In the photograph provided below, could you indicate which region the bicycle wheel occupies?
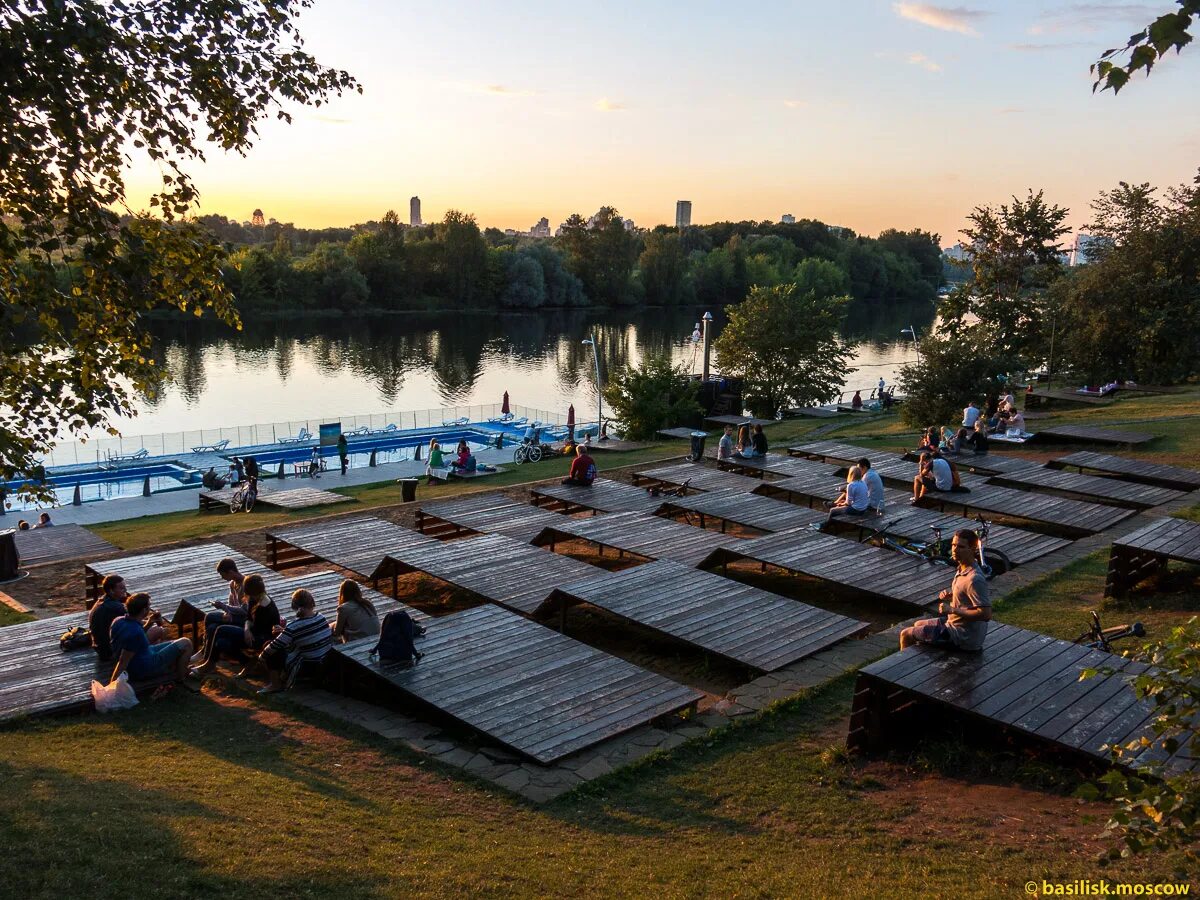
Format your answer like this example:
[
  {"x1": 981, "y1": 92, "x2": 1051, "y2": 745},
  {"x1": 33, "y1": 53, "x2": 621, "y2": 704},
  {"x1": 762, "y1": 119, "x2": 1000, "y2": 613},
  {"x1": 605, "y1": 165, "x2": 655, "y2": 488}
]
[
  {"x1": 229, "y1": 490, "x2": 244, "y2": 514},
  {"x1": 513, "y1": 448, "x2": 525, "y2": 465},
  {"x1": 527, "y1": 445, "x2": 543, "y2": 463},
  {"x1": 244, "y1": 490, "x2": 256, "y2": 513},
  {"x1": 981, "y1": 548, "x2": 1011, "y2": 579}
]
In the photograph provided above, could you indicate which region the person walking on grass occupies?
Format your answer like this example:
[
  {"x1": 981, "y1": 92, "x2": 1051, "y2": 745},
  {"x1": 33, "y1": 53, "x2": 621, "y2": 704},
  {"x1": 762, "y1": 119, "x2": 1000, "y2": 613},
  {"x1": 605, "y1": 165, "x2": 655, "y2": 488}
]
[{"x1": 899, "y1": 530, "x2": 992, "y2": 651}]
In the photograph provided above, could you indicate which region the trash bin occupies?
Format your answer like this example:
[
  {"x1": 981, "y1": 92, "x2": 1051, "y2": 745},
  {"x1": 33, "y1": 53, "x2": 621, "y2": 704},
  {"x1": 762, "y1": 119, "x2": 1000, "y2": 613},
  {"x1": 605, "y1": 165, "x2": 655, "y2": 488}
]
[
  {"x1": 0, "y1": 530, "x2": 19, "y2": 581},
  {"x1": 688, "y1": 431, "x2": 707, "y2": 462},
  {"x1": 399, "y1": 478, "x2": 419, "y2": 503}
]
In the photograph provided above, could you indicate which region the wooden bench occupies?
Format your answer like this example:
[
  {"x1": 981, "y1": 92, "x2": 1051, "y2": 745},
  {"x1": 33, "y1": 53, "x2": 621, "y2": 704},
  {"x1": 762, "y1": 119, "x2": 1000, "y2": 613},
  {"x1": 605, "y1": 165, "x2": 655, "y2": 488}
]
[
  {"x1": 85, "y1": 543, "x2": 271, "y2": 607},
  {"x1": 1105, "y1": 517, "x2": 1200, "y2": 598},
  {"x1": 199, "y1": 484, "x2": 352, "y2": 513}
]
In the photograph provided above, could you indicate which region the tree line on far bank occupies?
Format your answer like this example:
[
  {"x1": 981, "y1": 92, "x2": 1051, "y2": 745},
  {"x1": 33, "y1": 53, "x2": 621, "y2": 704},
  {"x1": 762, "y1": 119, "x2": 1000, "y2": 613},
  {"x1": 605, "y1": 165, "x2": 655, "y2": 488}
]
[{"x1": 207, "y1": 207, "x2": 943, "y2": 314}]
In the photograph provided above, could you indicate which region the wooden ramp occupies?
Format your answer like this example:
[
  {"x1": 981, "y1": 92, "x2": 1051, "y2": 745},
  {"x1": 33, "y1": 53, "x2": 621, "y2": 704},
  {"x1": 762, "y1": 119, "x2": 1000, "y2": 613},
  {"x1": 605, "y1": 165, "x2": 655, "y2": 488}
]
[
  {"x1": 85, "y1": 543, "x2": 271, "y2": 606},
  {"x1": 336, "y1": 604, "x2": 701, "y2": 764},
  {"x1": 657, "y1": 488, "x2": 826, "y2": 534},
  {"x1": 987, "y1": 466, "x2": 1183, "y2": 509},
  {"x1": 199, "y1": 484, "x2": 353, "y2": 512},
  {"x1": 381, "y1": 532, "x2": 597, "y2": 615},
  {"x1": 704, "y1": 527, "x2": 952, "y2": 610},
  {"x1": 1106, "y1": 517, "x2": 1200, "y2": 598},
  {"x1": 1035, "y1": 425, "x2": 1158, "y2": 447},
  {"x1": 415, "y1": 493, "x2": 569, "y2": 542},
  {"x1": 14, "y1": 524, "x2": 117, "y2": 568},
  {"x1": 1049, "y1": 451, "x2": 1200, "y2": 491},
  {"x1": 552, "y1": 559, "x2": 869, "y2": 672},
  {"x1": 847, "y1": 623, "x2": 1193, "y2": 775},
  {"x1": 632, "y1": 462, "x2": 767, "y2": 494},
  {"x1": 265, "y1": 515, "x2": 438, "y2": 581},
  {"x1": 529, "y1": 478, "x2": 662, "y2": 515},
  {"x1": 531, "y1": 511, "x2": 744, "y2": 568}
]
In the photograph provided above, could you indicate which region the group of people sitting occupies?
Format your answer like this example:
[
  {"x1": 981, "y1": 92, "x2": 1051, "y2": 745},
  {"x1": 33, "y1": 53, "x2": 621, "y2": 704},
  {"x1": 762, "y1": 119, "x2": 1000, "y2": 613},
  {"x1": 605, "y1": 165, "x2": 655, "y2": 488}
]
[
  {"x1": 88, "y1": 558, "x2": 382, "y2": 695},
  {"x1": 716, "y1": 423, "x2": 768, "y2": 461},
  {"x1": 823, "y1": 457, "x2": 886, "y2": 527},
  {"x1": 925, "y1": 394, "x2": 1028, "y2": 459},
  {"x1": 14, "y1": 512, "x2": 53, "y2": 531},
  {"x1": 425, "y1": 439, "x2": 482, "y2": 483}
]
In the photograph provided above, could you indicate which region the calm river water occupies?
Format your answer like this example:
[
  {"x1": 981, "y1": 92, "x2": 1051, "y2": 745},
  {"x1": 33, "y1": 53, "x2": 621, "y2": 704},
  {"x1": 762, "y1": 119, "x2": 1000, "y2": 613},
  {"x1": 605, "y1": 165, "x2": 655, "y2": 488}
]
[{"x1": 111, "y1": 301, "x2": 933, "y2": 440}]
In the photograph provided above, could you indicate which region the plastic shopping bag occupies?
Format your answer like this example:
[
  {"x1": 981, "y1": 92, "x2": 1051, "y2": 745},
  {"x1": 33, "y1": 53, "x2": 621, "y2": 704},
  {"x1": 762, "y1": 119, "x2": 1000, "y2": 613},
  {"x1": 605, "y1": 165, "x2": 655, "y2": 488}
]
[{"x1": 91, "y1": 673, "x2": 139, "y2": 713}]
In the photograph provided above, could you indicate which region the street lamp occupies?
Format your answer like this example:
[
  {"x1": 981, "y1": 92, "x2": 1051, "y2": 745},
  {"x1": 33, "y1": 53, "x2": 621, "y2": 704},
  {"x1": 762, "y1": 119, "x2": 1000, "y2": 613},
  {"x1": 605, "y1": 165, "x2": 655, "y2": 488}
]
[
  {"x1": 901, "y1": 325, "x2": 922, "y2": 364},
  {"x1": 582, "y1": 334, "x2": 602, "y2": 434}
]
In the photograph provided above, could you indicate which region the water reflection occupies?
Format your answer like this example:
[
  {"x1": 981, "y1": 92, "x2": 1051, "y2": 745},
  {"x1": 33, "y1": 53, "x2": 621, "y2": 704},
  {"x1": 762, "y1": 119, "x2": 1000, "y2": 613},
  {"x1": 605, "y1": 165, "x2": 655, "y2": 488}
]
[{"x1": 122, "y1": 301, "x2": 933, "y2": 435}]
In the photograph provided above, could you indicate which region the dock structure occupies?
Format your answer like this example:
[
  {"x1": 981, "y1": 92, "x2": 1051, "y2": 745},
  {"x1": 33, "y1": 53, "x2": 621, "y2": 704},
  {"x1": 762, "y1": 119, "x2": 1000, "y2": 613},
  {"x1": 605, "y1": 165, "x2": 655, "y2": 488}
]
[
  {"x1": 264, "y1": 515, "x2": 439, "y2": 584},
  {"x1": 378, "y1": 532, "x2": 596, "y2": 615},
  {"x1": 337, "y1": 604, "x2": 702, "y2": 764},
  {"x1": 550, "y1": 559, "x2": 869, "y2": 672},
  {"x1": 1035, "y1": 425, "x2": 1158, "y2": 447},
  {"x1": 702, "y1": 526, "x2": 955, "y2": 610},
  {"x1": 531, "y1": 510, "x2": 744, "y2": 568},
  {"x1": 1105, "y1": 517, "x2": 1200, "y2": 598},
  {"x1": 986, "y1": 466, "x2": 1184, "y2": 509},
  {"x1": 415, "y1": 492, "x2": 570, "y2": 542},
  {"x1": 1049, "y1": 451, "x2": 1200, "y2": 491},
  {"x1": 85, "y1": 543, "x2": 270, "y2": 606},
  {"x1": 631, "y1": 462, "x2": 769, "y2": 495},
  {"x1": 199, "y1": 484, "x2": 353, "y2": 512},
  {"x1": 529, "y1": 478, "x2": 663, "y2": 515},
  {"x1": 847, "y1": 623, "x2": 1194, "y2": 775},
  {"x1": 14, "y1": 524, "x2": 116, "y2": 568}
]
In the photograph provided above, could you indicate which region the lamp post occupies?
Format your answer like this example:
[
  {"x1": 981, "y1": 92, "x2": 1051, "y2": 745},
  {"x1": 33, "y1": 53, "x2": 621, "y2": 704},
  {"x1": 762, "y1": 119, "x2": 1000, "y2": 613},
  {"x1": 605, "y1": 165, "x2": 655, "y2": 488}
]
[
  {"x1": 582, "y1": 334, "x2": 602, "y2": 433},
  {"x1": 901, "y1": 325, "x2": 922, "y2": 364}
]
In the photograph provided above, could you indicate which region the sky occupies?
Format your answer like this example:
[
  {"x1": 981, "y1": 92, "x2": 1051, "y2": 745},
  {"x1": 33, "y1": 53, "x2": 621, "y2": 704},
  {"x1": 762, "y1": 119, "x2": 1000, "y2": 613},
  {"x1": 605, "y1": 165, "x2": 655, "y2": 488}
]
[{"x1": 124, "y1": 0, "x2": 1200, "y2": 246}]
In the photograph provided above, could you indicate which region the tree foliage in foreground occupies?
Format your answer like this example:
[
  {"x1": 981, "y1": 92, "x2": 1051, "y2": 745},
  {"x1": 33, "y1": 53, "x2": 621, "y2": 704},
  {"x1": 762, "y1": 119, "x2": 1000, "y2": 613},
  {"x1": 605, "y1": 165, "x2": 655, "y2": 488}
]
[
  {"x1": 0, "y1": 0, "x2": 357, "y2": 500},
  {"x1": 1093, "y1": 1, "x2": 1199, "y2": 93},
  {"x1": 713, "y1": 284, "x2": 854, "y2": 418},
  {"x1": 1078, "y1": 618, "x2": 1199, "y2": 874},
  {"x1": 603, "y1": 354, "x2": 701, "y2": 440}
]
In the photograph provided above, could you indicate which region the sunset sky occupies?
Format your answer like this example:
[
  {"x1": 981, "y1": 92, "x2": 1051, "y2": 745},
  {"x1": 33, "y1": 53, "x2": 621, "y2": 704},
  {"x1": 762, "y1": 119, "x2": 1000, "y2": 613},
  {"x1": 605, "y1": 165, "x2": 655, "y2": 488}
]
[{"x1": 125, "y1": 0, "x2": 1200, "y2": 246}]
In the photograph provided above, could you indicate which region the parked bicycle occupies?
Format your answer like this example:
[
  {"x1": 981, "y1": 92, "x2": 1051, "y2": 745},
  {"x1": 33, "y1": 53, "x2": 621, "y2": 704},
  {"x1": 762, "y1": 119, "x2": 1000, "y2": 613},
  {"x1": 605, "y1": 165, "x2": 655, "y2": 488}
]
[
  {"x1": 1074, "y1": 610, "x2": 1145, "y2": 652},
  {"x1": 513, "y1": 425, "x2": 546, "y2": 465},
  {"x1": 230, "y1": 476, "x2": 258, "y2": 513},
  {"x1": 645, "y1": 478, "x2": 693, "y2": 499},
  {"x1": 861, "y1": 514, "x2": 1011, "y2": 580}
]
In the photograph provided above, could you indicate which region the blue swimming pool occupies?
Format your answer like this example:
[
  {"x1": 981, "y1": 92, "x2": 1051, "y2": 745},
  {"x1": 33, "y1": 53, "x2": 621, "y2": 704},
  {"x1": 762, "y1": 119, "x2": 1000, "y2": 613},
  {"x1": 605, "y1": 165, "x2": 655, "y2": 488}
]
[
  {"x1": 2, "y1": 464, "x2": 199, "y2": 511},
  {"x1": 245, "y1": 428, "x2": 512, "y2": 470}
]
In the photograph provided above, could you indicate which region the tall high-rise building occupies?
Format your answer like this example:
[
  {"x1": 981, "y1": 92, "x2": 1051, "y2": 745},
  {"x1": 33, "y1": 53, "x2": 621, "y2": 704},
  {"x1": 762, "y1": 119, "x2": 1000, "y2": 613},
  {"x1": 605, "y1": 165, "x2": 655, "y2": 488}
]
[
  {"x1": 675, "y1": 200, "x2": 692, "y2": 229},
  {"x1": 410, "y1": 196, "x2": 422, "y2": 227},
  {"x1": 531, "y1": 216, "x2": 551, "y2": 238}
]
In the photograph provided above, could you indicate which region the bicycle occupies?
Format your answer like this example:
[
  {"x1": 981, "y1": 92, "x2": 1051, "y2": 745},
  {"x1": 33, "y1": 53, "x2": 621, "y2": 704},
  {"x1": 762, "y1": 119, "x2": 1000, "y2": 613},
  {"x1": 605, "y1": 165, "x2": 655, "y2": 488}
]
[
  {"x1": 513, "y1": 441, "x2": 544, "y2": 465},
  {"x1": 1074, "y1": 610, "x2": 1145, "y2": 652},
  {"x1": 230, "y1": 477, "x2": 258, "y2": 513},
  {"x1": 645, "y1": 478, "x2": 693, "y2": 499},
  {"x1": 862, "y1": 514, "x2": 1012, "y2": 580}
]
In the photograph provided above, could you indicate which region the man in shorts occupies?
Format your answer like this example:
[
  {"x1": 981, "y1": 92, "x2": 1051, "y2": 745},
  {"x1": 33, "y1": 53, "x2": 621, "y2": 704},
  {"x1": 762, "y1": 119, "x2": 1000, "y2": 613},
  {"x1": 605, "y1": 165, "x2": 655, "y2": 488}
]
[
  {"x1": 899, "y1": 530, "x2": 992, "y2": 651},
  {"x1": 109, "y1": 592, "x2": 196, "y2": 688}
]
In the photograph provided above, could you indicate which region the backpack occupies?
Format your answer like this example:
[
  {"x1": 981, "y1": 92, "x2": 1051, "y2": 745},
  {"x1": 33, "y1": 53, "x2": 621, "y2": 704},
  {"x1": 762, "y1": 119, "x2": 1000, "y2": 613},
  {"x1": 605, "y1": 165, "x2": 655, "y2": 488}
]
[
  {"x1": 369, "y1": 610, "x2": 424, "y2": 664},
  {"x1": 59, "y1": 626, "x2": 92, "y2": 651}
]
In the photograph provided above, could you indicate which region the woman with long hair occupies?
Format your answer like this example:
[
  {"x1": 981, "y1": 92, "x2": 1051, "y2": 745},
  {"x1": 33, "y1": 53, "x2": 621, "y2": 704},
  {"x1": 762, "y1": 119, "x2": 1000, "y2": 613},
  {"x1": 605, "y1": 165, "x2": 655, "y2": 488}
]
[
  {"x1": 331, "y1": 579, "x2": 380, "y2": 643},
  {"x1": 192, "y1": 573, "x2": 281, "y2": 679}
]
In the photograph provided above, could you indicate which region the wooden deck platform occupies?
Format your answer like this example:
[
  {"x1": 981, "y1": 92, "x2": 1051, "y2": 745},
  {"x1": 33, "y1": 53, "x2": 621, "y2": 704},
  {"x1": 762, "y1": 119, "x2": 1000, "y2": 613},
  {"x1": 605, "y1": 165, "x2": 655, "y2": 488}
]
[
  {"x1": 529, "y1": 478, "x2": 663, "y2": 515},
  {"x1": 714, "y1": 453, "x2": 839, "y2": 479},
  {"x1": 1049, "y1": 451, "x2": 1200, "y2": 491},
  {"x1": 656, "y1": 427, "x2": 703, "y2": 440},
  {"x1": 1105, "y1": 516, "x2": 1200, "y2": 598},
  {"x1": 703, "y1": 526, "x2": 954, "y2": 610},
  {"x1": 1035, "y1": 425, "x2": 1158, "y2": 447},
  {"x1": 199, "y1": 484, "x2": 353, "y2": 512},
  {"x1": 987, "y1": 466, "x2": 1184, "y2": 509},
  {"x1": 657, "y1": 488, "x2": 826, "y2": 534},
  {"x1": 85, "y1": 543, "x2": 271, "y2": 606},
  {"x1": 264, "y1": 515, "x2": 438, "y2": 582},
  {"x1": 531, "y1": 511, "x2": 744, "y2": 568},
  {"x1": 551, "y1": 559, "x2": 869, "y2": 672},
  {"x1": 915, "y1": 453, "x2": 1041, "y2": 477},
  {"x1": 380, "y1": 532, "x2": 597, "y2": 615},
  {"x1": 14, "y1": 524, "x2": 117, "y2": 568},
  {"x1": 1025, "y1": 387, "x2": 1116, "y2": 408},
  {"x1": 415, "y1": 493, "x2": 570, "y2": 542},
  {"x1": 847, "y1": 623, "x2": 1193, "y2": 775},
  {"x1": 787, "y1": 440, "x2": 897, "y2": 467},
  {"x1": 447, "y1": 464, "x2": 507, "y2": 481},
  {"x1": 632, "y1": 462, "x2": 768, "y2": 494},
  {"x1": 786, "y1": 406, "x2": 838, "y2": 418},
  {"x1": 337, "y1": 604, "x2": 702, "y2": 764},
  {"x1": 858, "y1": 507, "x2": 1073, "y2": 567},
  {"x1": 704, "y1": 415, "x2": 776, "y2": 429}
]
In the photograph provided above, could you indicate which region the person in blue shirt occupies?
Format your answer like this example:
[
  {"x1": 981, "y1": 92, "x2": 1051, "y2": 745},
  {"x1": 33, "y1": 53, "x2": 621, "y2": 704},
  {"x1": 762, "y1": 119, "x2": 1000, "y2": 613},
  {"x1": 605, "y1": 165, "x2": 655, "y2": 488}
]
[{"x1": 108, "y1": 592, "x2": 195, "y2": 687}]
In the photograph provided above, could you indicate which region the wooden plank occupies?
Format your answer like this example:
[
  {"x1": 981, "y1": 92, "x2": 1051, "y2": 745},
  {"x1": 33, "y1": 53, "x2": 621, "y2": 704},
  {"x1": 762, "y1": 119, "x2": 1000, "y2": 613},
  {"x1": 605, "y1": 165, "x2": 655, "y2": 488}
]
[
  {"x1": 13, "y1": 525, "x2": 117, "y2": 568},
  {"x1": 555, "y1": 559, "x2": 867, "y2": 671},
  {"x1": 200, "y1": 484, "x2": 352, "y2": 511},
  {"x1": 633, "y1": 462, "x2": 768, "y2": 494},
  {"x1": 704, "y1": 415, "x2": 776, "y2": 429},
  {"x1": 336, "y1": 604, "x2": 701, "y2": 764},
  {"x1": 85, "y1": 543, "x2": 271, "y2": 608},
  {"x1": 265, "y1": 516, "x2": 439, "y2": 581},
  {"x1": 416, "y1": 493, "x2": 569, "y2": 542},
  {"x1": 529, "y1": 479, "x2": 662, "y2": 514},
  {"x1": 1036, "y1": 425, "x2": 1158, "y2": 446},
  {"x1": 1048, "y1": 451, "x2": 1200, "y2": 491},
  {"x1": 988, "y1": 466, "x2": 1183, "y2": 509},
  {"x1": 531, "y1": 511, "x2": 744, "y2": 568},
  {"x1": 657, "y1": 489, "x2": 826, "y2": 534}
]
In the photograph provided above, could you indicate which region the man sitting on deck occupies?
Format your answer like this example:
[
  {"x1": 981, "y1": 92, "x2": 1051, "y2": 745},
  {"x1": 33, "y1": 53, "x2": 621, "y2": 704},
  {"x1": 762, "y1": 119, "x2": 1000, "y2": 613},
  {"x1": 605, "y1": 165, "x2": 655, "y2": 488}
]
[
  {"x1": 191, "y1": 558, "x2": 249, "y2": 665},
  {"x1": 858, "y1": 458, "x2": 886, "y2": 515},
  {"x1": 562, "y1": 445, "x2": 597, "y2": 487},
  {"x1": 109, "y1": 592, "x2": 196, "y2": 689},
  {"x1": 717, "y1": 425, "x2": 735, "y2": 462},
  {"x1": 899, "y1": 530, "x2": 992, "y2": 651},
  {"x1": 89, "y1": 574, "x2": 129, "y2": 662}
]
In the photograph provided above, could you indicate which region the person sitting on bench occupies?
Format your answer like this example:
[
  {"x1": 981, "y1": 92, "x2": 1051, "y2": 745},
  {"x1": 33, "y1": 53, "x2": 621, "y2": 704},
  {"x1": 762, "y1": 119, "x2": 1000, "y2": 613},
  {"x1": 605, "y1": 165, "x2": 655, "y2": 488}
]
[
  {"x1": 451, "y1": 446, "x2": 477, "y2": 474},
  {"x1": 717, "y1": 425, "x2": 735, "y2": 462},
  {"x1": 191, "y1": 574, "x2": 279, "y2": 679},
  {"x1": 425, "y1": 439, "x2": 447, "y2": 485},
  {"x1": 258, "y1": 589, "x2": 332, "y2": 694},
  {"x1": 109, "y1": 592, "x2": 195, "y2": 688},
  {"x1": 561, "y1": 444, "x2": 597, "y2": 487},
  {"x1": 967, "y1": 418, "x2": 989, "y2": 454},
  {"x1": 858, "y1": 457, "x2": 886, "y2": 515},
  {"x1": 912, "y1": 451, "x2": 954, "y2": 504},
  {"x1": 191, "y1": 558, "x2": 249, "y2": 665},
  {"x1": 899, "y1": 530, "x2": 992, "y2": 651},
  {"x1": 331, "y1": 579, "x2": 380, "y2": 644},
  {"x1": 824, "y1": 465, "x2": 871, "y2": 527},
  {"x1": 736, "y1": 423, "x2": 768, "y2": 459},
  {"x1": 89, "y1": 574, "x2": 130, "y2": 662}
]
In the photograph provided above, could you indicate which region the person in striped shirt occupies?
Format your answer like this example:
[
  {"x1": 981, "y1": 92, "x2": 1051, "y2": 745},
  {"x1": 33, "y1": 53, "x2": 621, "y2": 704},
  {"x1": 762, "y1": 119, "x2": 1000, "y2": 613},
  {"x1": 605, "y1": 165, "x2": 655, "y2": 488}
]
[{"x1": 258, "y1": 589, "x2": 332, "y2": 694}]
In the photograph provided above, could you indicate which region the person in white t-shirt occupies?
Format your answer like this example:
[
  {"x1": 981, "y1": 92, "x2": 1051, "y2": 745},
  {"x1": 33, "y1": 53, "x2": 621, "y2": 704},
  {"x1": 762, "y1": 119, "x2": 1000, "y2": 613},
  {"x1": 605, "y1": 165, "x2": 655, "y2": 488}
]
[
  {"x1": 824, "y1": 466, "x2": 872, "y2": 528},
  {"x1": 717, "y1": 425, "x2": 735, "y2": 461},
  {"x1": 857, "y1": 457, "x2": 886, "y2": 515},
  {"x1": 912, "y1": 451, "x2": 955, "y2": 503},
  {"x1": 962, "y1": 401, "x2": 981, "y2": 429}
]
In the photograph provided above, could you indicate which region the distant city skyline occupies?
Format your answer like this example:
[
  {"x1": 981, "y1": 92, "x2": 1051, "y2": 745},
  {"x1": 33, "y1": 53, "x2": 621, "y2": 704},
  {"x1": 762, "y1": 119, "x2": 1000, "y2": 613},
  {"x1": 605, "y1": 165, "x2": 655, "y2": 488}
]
[{"x1": 121, "y1": 1, "x2": 1200, "y2": 243}]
